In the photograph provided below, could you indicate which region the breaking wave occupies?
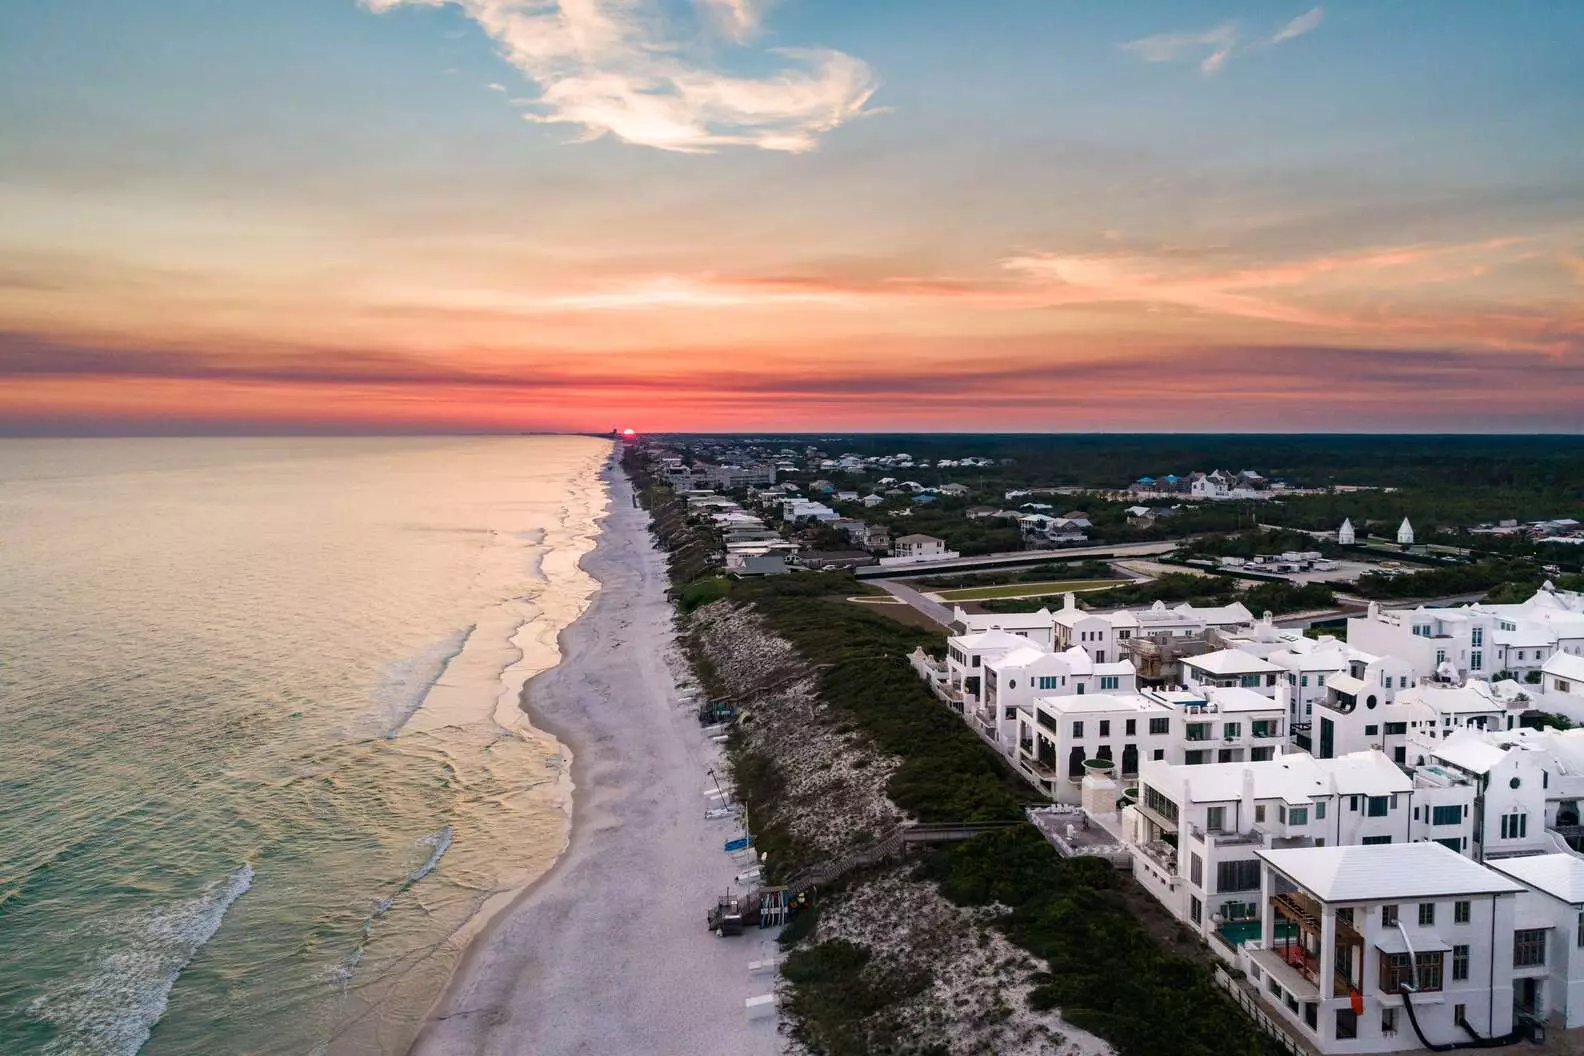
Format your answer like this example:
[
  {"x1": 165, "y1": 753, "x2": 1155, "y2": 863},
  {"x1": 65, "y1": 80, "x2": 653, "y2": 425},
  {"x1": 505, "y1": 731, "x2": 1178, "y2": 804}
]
[
  {"x1": 32, "y1": 864, "x2": 254, "y2": 1056},
  {"x1": 329, "y1": 827, "x2": 453, "y2": 986}
]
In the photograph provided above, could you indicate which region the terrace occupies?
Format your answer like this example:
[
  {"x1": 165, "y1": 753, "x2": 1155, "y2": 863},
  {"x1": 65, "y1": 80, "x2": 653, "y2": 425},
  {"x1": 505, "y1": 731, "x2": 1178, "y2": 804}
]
[{"x1": 1266, "y1": 889, "x2": 1365, "y2": 1000}]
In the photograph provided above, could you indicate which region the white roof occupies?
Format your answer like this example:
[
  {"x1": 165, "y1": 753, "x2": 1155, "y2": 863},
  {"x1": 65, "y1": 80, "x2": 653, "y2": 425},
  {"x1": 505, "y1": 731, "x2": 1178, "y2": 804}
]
[
  {"x1": 991, "y1": 645, "x2": 1050, "y2": 669},
  {"x1": 952, "y1": 628, "x2": 1031, "y2": 652},
  {"x1": 1259, "y1": 843, "x2": 1524, "y2": 902},
  {"x1": 1034, "y1": 692, "x2": 1168, "y2": 716},
  {"x1": 1431, "y1": 731, "x2": 1510, "y2": 775},
  {"x1": 1163, "y1": 750, "x2": 1407, "y2": 805},
  {"x1": 1184, "y1": 649, "x2": 1279, "y2": 676},
  {"x1": 1202, "y1": 686, "x2": 1285, "y2": 713},
  {"x1": 1398, "y1": 683, "x2": 1507, "y2": 715},
  {"x1": 1491, "y1": 854, "x2": 1584, "y2": 906},
  {"x1": 1327, "y1": 674, "x2": 1367, "y2": 696},
  {"x1": 1544, "y1": 653, "x2": 1584, "y2": 681},
  {"x1": 956, "y1": 606, "x2": 1057, "y2": 633}
]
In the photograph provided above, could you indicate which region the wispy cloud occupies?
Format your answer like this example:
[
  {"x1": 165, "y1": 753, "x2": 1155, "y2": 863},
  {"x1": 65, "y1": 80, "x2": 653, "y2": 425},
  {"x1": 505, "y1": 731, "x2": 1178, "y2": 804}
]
[
  {"x1": 363, "y1": 0, "x2": 878, "y2": 152},
  {"x1": 1121, "y1": 6, "x2": 1323, "y2": 75}
]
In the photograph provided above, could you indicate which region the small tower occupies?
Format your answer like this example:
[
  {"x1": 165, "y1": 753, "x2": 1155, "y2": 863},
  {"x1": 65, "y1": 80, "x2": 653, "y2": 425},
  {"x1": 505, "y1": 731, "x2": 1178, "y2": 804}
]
[
  {"x1": 1397, "y1": 518, "x2": 1415, "y2": 546},
  {"x1": 1337, "y1": 518, "x2": 1355, "y2": 546}
]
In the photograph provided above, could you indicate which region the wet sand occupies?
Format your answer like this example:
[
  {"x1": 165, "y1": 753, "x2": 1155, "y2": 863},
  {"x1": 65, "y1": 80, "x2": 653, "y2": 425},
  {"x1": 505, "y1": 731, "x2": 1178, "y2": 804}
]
[{"x1": 408, "y1": 464, "x2": 782, "y2": 1056}]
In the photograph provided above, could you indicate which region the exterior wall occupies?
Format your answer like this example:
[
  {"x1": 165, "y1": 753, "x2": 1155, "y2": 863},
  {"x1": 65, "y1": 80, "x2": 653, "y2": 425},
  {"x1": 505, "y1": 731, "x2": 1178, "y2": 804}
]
[
  {"x1": 1476, "y1": 753, "x2": 1551, "y2": 860},
  {"x1": 1348, "y1": 610, "x2": 1500, "y2": 682},
  {"x1": 1243, "y1": 885, "x2": 1517, "y2": 1054},
  {"x1": 1407, "y1": 785, "x2": 1478, "y2": 856},
  {"x1": 1017, "y1": 698, "x2": 1178, "y2": 803}
]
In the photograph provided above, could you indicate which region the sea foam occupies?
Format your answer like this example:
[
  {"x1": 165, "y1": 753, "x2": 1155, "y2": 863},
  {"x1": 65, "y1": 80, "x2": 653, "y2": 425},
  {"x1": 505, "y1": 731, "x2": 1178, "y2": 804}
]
[{"x1": 33, "y1": 864, "x2": 253, "y2": 1056}]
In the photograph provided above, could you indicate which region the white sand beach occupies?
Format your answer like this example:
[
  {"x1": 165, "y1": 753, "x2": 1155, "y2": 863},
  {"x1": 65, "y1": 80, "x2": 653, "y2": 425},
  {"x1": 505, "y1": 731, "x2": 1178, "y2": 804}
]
[{"x1": 408, "y1": 464, "x2": 783, "y2": 1056}]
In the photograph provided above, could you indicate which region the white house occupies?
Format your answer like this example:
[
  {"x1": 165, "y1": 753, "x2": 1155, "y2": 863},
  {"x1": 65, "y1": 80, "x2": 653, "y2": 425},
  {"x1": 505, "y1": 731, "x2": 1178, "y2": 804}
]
[
  {"x1": 943, "y1": 628, "x2": 1029, "y2": 714},
  {"x1": 1237, "y1": 842, "x2": 1525, "y2": 1053},
  {"x1": 949, "y1": 605, "x2": 1057, "y2": 650},
  {"x1": 1147, "y1": 685, "x2": 1288, "y2": 766},
  {"x1": 1488, "y1": 854, "x2": 1584, "y2": 1029},
  {"x1": 1015, "y1": 692, "x2": 1177, "y2": 801},
  {"x1": 881, "y1": 533, "x2": 960, "y2": 566},
  {"x1": 1129, "y1": 751, "x2": 1478, "y2": 952},
  {"x1": 1181, "y1": 649, "x2": 1283, "y2": 696},
  {"x1": 1417, "y1": 730, "x2": 1551, "y2": 861},
  {"x1": 980, "y1": 645, "x2": 1136, "y2": 756},
  {"x1": 1349, "y1": 602, "x2": 1501, "y2": 683},
  {"x1": 1311, "y1": 655, "x2": 1421, "y2": 764},
  {"x1": 1267, "y1": 636, "x2": 1353, "y2": 724},
  {"x1": 1338, "y1": 519, "x2": 1356, "y2": 546},
  {"x1": 1543, "y1": 653, "x2": 1584, "y2": 701}
]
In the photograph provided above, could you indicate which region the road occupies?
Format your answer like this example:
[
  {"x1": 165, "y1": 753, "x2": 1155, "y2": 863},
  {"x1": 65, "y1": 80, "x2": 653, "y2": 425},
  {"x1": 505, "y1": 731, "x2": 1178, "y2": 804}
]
[
  {"x1": 854, "y1": 540, "x2": 1177, "y2": 579},
  {"x1": 876, "y1": 578, "x2": 955, "y2": 627}
]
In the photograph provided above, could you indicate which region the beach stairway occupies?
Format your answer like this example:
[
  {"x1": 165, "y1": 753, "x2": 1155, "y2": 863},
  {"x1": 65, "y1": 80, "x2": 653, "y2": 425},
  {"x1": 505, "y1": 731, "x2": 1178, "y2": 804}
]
[{"x1": 782, "y1": 821, "x2": 1024, "y2": 893}]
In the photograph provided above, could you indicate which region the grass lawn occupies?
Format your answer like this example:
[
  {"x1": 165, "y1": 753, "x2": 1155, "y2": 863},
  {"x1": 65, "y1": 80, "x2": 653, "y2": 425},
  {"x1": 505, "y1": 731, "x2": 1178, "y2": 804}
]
[{"x1": 934, "y1": 578, "x2": 1120, "y2": 602}]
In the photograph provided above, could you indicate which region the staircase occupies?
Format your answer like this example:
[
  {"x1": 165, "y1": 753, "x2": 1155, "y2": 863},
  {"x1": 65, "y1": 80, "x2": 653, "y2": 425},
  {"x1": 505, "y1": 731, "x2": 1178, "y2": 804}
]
[{"x1": 781, "y1": 821, "x2": 1024, "y2": 893}]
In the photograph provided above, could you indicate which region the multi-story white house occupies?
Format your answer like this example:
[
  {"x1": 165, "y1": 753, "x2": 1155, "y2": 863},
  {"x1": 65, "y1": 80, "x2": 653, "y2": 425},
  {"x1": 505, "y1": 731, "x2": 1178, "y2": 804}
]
[
  {"x1": 1415, "y1": 731, "x2": 1552, "y2": 861},
  {"x1": 943, "y1": 628, "x2": 1029, "y2": 714},
  {"x1": 1543, "y1": 653, "x2": 1584, "y2": 703},
  {"x1": 980, "y1": 645, "x2": 1136, "y2": 754},
  {"x1": 1396, "y1": 681, "x2": 1531, "y2": 752},
  {"x1": 1349, "y1": 602, "x2": 1501, "y2": 683},
  {"x1": 1129, "y1": 751, "x2": 1481, "y2": 951},
  {"x1": 1015, "y1": 692, "x2": 1177, "y2": 801},
  {"x1": 1149, "y1": 686, "x2": 1288, "y2": 766},
  {"x1": 1267, "y1": 636, "x2": 1352, "y2": 724},
  {"x1": 1237, "y1": 842, "x2": 1526, "y2": 1053},
  {"x1": 1311, "y1": 662, "x2": 1422, "y2": 765},
  {"x1": 1053, "y1": 595, "x2": 1256, "y2": 668},
  {"x1": 1181, "y1": 648, "x2": 1282, "y2": 696},
  {"x1": 948, "y1": 605, "x2": 1057, "y2": 650},
  {"x1": 1488, "y1": 854, "x2": 1584, "y2": 1029},
  {"x1": 885, "y1": 533, "x2": 957, "y2": 564}
]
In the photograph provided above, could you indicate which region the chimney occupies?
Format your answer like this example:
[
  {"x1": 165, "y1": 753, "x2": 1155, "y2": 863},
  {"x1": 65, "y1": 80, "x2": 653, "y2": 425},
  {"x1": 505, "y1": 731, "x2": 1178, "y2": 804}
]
[
  {"x1": 1063, "y1": 592, "x2": 1076, "y2": 612},
  {"x1": 1241, "y1": 768, "x2": 1256, "y2": 832}
]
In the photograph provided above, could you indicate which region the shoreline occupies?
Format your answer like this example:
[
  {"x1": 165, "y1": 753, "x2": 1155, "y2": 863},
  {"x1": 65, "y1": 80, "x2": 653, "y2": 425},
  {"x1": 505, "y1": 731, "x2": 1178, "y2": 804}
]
[{"x1": 407, "y1": 458, "x2": 782, "y2": 1056}]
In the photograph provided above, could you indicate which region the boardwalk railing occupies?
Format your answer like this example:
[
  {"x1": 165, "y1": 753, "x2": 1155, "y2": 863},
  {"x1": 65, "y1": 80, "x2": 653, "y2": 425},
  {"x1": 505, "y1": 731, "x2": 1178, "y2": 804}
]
[{"x1": 781, "y1": 822, "x2": 1024, "y2": 893}]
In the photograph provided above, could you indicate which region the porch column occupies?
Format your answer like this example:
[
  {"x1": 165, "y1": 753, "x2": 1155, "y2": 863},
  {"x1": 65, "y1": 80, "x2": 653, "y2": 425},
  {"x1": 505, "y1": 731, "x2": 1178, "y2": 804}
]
[
  {"x1": 1319, "y1": 906, "x2": 1337, "y2": 1001},
  {"x1": 1260, "y1": 866, "x2": 1275, "y2": 950}
]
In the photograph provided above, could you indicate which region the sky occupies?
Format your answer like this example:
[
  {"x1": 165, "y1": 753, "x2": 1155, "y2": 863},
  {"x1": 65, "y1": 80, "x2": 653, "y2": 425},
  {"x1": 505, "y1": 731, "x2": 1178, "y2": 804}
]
[{"x1": 1, "y1": 0, "x2": 1581, "y2": 434}]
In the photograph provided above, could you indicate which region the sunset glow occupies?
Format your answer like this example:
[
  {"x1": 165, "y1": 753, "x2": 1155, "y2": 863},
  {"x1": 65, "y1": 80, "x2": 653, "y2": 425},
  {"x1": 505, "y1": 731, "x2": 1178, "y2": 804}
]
[{"x1": 1, "y1": 2, "x2": 1580, "y2": 433}]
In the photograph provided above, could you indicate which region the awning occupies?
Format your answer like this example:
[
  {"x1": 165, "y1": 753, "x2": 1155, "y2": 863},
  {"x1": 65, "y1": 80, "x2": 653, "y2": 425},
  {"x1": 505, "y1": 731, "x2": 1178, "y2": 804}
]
[{"x1": 1375, "y1": 932, "x2": 1451, "y2": 955}]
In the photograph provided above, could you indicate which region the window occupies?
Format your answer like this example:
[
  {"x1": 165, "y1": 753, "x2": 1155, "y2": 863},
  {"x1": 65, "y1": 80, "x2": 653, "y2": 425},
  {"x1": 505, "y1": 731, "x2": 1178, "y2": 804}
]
[
  {"x1": 1454, "y1": 900, "x2": 1471, "y2": 924},
  {"x1": 1385, "y1": 721, "x2": 1408, "y2": 735},
  {"x1": 1500, "y1": 813, "x2": 1529, "y2": 840},
  {"x1": 1318, "y1": 675, "x2": 1326, "y2": 688},
  {"x1": 1143, "y1": 785, "x2": 1178, "y2": 823},
  {"x1": 1514, "y1": 929, "x2": 1547, "y2": 968},
  {"x1": 1099, "y1": 720, "x2": 1110, "y2": 737},
  {"x1": 1152, "y1": 749, "x2": 1165, "y2": 761},
  {"x1": 1216, "y1": 859, "x2": 1261, "y2": 893},
  {"x1": 1381, "y1": 952, "x2": 1444, "y2": 992},
  {"x1": 1367, "y1": 796, "x2": 1390, "y2": 817},
  {"x1": 1301, "y1": 675, "x2": 1309, "y2": 687},
  {"x1": 1455, "y1": 1004, "x2": 1466, "y2": 1027},
  {"x1": 1381, "y1": 1007, "x2": 1397, "y2": 1035},
  {"x1": 1075, "y1": 683, "x2": 1085, "y2": 695},
  {"x1": 1255, "y1": 805, "x2": 1266, "y2": 823},
  {"x1": 1577, "y1": 912, "x2": 1584, "y2": 949},
  {"x1": 1335, "y1": 1009, "x2": 1357, "y2": 1040},
  {"x1": 1382, "y1": 904, "x2": 1399, "y2": 927},
  {"x1": 1365, "y1": 724, "x2": 1379, "y2": 736},
  {"x1": 1190, "y1": 896, "x2": 1202, "y2": 924},
  {"x1": 1149, "y1": 717, "x2": 1170, "y2": 735},
  {"x1": 1315, "y1": 801, "x2": 1326, "y2": 820},
  {"x1": 1286, "y1": 806, "x2": 1309, "y2": 826},
  {"x1": 1363, "y1": 835, "x2": 1391, "y2": 845},
  {"x1": 1191, "y1": 853, "x2": 1203, "y2": 886},
  {"x1": 1072, "y1": 721, "x2": 1084, "y2": 739},
  {"x1": 1206, "y1": 806, "x2": 1225, "y2": 833},
  {"x1": 1251, "y1": 746, "x2": 1274, "y2": 761},
  {"x1": 1125, "y1": 718, "x2": 1136, "y2": 736},
  {"x1": 1472, "y1": 627, "x2": 1483, "y2": 647},
  {"x1": 1186, "y1": 722, "x2": 1212, "y2": 741},
  {"x1": 1436, "y1": 649, "x2": 1447, "y2": 665},
  {"x1": 1185, "y1": 750, "x2": 1208, "y2": 765},
  {"x1": 1037, "y1": 676, "x2": 1059, "y2": 689},
  {"x1": 1452, "y1": 945, "x2": 1469, "y2": 981},
  {"x1": 1433, "y1": 805, "x2": 1461, "y2": 826},
  {"x1": 1101, "y1": 676, "x2": 1119, "y2": 691},
  {"x1": 1223, "y1": 723, "x2": 1241, "y2": 739},
  {"x1": 1471, "y1": 651, "x2": 1483, "y2": 671},
  {"x1": 1239, "y1": 675, "x2": 1261, "y2": 688},
  {"x1": 1349, "y1": 795, "x2": 1361, "y2": 812},
  {"x1": 1218, "y1": 749, "x2": 1235, "y2": 763},
  {"x1": 1004, "y1": 707, "x2": 1017, "y2": 720},
  {"x1": 1419, "y1": 903, "x2": 1436, "y2": 926},
  {"x1": 1252, "y1": 720, "x2": 1279, "y2": 738}
]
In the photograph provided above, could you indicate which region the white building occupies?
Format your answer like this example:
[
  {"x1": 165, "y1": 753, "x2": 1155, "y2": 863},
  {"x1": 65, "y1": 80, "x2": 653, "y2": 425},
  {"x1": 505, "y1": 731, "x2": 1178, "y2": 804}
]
[
  {"x1": 1310, "y1": 654, "x2": 1421, "y2": 764},
  {"x1": 1488, "y1": 854, "x2": 1584, "y2": 1029},
  {"x1": 980, "y1": 646, "x2": 1137, "y2": 757},
  {"x1": 1416, "y1": 731, "x2": 1551, "y2": 861},
  {"x1": 1015, "y1": 692, "x2": 1176, "y2": 801},
  {"x1": 1237, "y1": 842, "x2": 1525, "y2": 1053},
  {"x1": 881, "y1": 533, "x2": 959, "y2": 565},
  {"x1": 1181, "y1": 649, "x2": 1283, "y2": 696},
  {"x1": 1150, "y1": 686, "x2": 1288, "y2": 766},
  {"x1": 1396, "y1": 518, "x2": 1415, "y2": 546},
  {"x1": 948, "y1": 605, "x2": 1057, "y2": 650},
  {"x1": 943, "y1": 628, "x2": 1028, "y2": 714},
  {"x1": 1267, "y1": 636, "x2": 1353, "y2": 724},
  {"x1": 1130, "y1": 752, "x2": 1483, "y2": 950},
  {"x1": 1349, "y1": 602, "x2": 1500, "y2": 683},
  {"x1": 1543, "y1": 653, "x2": 1584, "y2": 701},
  {"x1": 1338, "y1": 518, "x2": 1356, "y2": 546}
]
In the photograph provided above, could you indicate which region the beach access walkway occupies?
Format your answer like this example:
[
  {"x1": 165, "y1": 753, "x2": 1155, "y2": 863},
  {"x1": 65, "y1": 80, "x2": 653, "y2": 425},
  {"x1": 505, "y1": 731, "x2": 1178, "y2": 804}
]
[{"x1": 408, "y1": 466, "x2": 782, "y2": 1056}]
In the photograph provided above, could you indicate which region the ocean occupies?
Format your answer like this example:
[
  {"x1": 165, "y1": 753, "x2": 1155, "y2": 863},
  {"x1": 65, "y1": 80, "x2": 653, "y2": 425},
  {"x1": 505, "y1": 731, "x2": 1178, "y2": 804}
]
[{"x1": 0, "y1": 435, "x2": 611, "y2": 1055}]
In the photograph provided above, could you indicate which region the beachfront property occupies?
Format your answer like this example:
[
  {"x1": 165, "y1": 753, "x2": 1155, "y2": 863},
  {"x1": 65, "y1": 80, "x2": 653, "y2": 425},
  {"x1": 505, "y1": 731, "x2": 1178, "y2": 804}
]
[
  {"x1": 978, "y1": 645, "x2": 1138, "y2": 753},
  {"x1": 1052, "y1": 593, "x2": 1257, "y2": 674},
  {"x1": 1180, "y1": 648, "x2": 1283, "y2": 697},
  {"x1": 948, "y1": 605, "x2": 1057, "y2": 650},
  {"x1": 1014, "y1": 692, "x2": 1177, "y2": 799},
  {"x1": 1234, "y1": 842, "x2": 1530, "y2": 1052}
]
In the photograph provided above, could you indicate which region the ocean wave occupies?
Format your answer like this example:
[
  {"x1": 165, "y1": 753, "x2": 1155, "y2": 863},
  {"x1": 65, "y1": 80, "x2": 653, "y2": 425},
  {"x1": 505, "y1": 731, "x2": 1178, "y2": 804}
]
[
  {"x1": 381, "y1": 628, "x2": 475, "y2": 738},
  {"x1": 31, "y1": 864, "x2": 254, "y2": 1056},
  {"x1": 329, "y1": 827, "x2": 453, "y2": 986}
]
